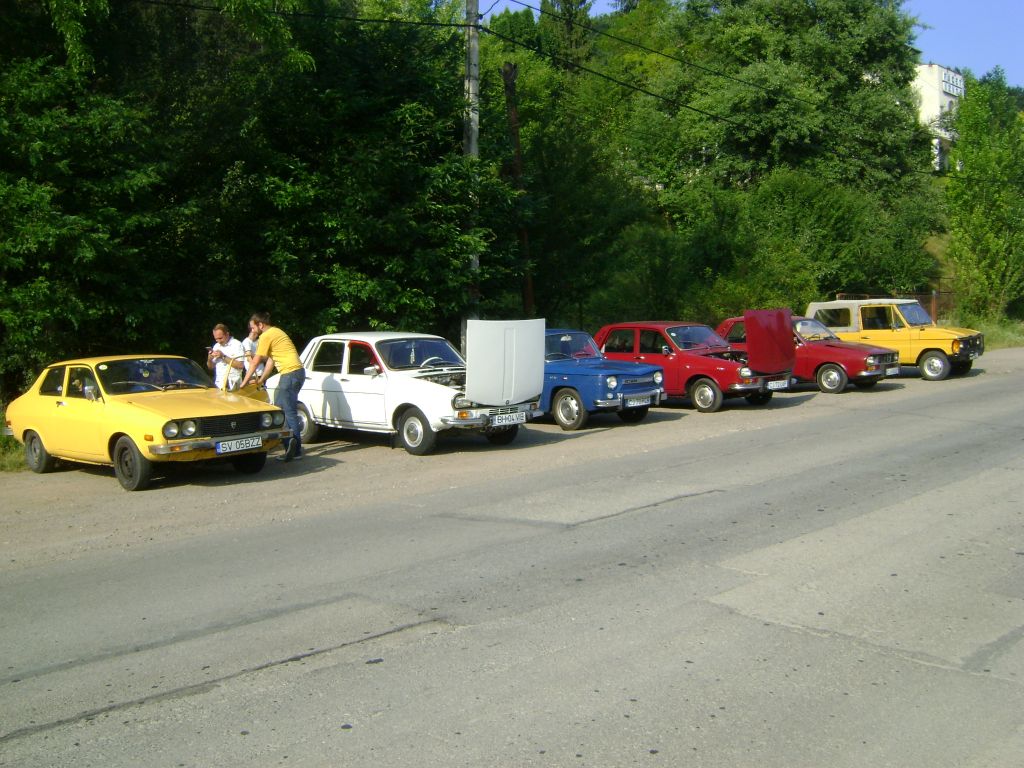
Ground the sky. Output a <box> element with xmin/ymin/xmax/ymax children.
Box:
<box><xmin>904</xmin><ymin>0</ymin><xmax>1023</xmax><ymax>86</ymax></box>
<box><xmin>484</xmin><ymin>0</ymin><xmax>1024</xmax><ymax>87</ymax></box>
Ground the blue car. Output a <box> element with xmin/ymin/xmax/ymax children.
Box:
<box><xmin>542</xmin><ymin>329</ymin><xmax>665</xmax><ymax>430</ymax></box>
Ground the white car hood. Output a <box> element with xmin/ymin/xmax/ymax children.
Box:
<box><xmin>465</xmin><ymin>319</ymin><xmax>545</xmax><ymax>405</ymax></box>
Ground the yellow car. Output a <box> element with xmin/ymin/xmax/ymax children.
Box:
<box><xmin>2</xmin><ymin>355</ymin><xmax>289</xmax><ymax>490</ymax></box>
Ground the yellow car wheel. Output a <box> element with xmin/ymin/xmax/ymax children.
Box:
<box><xmin>113</xmin><ymin>436</ymin><xmax>153</xmax><ymax>491</ymax></box>
<box><xmin>25</xmin><ymin>431</ymin><xmax>57</xmax><ymax>474</ymax></box>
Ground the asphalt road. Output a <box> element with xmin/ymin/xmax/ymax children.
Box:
<box><xmin>2</xmin><ymin>350</ymin><xmax>1023</xmax><ymax>767</ymax></box>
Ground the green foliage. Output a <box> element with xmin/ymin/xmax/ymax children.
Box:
<box><xmin>946</xmin><ymin>69</ymin><xmax>1024</xmax><ymax>320</ymax></box>
<box><xmin>0</xmin><ymin>431</ymin><xmax>24</xmax><ymax>472</ymax></box>
<box><xmin>0</xmin><ymin>57</ymin><xmax>163</xmax><ymax>395</ymax></box>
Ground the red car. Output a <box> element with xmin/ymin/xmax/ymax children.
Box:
<box><xmin>716</xmin><ymin>315</ymin><xmax>899</xmax><ymax>393</ymax></box>
<box><xmin>594</xmin><ymin>310</ymin><xmax>795</xmax><ymax>413</ymax></box>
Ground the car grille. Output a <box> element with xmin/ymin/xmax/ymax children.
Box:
<box><xmin>198</xmin><ymin>413</ymin><xmax>265</xmax><ymax>438</ymax></box>
<box><xmin>622</xmin><ymin>375</ymin><xmax>656</xmax><ymax>385</ymax></box>
<box><xmin>881</xmin><ymin>352</ymin><xmax>899</xmax><ymax>365</ymax></box>
<box><xmin>487</xmin><ymin>406</ymin><xmax>526</xmax><ymax>415</ymax></box>
<box><xmin>962</xmin><ymin>334</ymin><xmax>984</xmax><ymax>355</ymax></box>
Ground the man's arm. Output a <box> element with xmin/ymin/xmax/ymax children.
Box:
<box><xmin>240</xmin><ymin>354</ymin><xmax>265</xmax><ymax>387</ymax></box>
<box><xmin>258</xmin><ymin>358</ymin><xmax>276</xmax><ymax>384</ymax></box>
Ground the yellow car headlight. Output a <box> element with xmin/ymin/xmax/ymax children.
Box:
<box><xmin>260</xmin><ymin>412</ymin><xmax>273</xmax><ymax>428</ymax></box>
<box><xmin>162</xmin><ymin>422</ymin><xmax>180</xmax><ymax>439</ymax></box>
<box><xmin>182</xmin><ymin>420</ymin><xmax>198</xmax><ymax>436</ymax></box>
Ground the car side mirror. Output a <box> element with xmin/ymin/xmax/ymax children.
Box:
<box><xmin>363</xmin><ymin>364</ymin><xmax>381</xmax><ymax>376</ymax></box>
<box><xmin>661</xmin><ymin>346</ymin><xmax>672</xmax><ymax>356</ymax></box>
<box><xmin>84</xmin><ymin>385</ymin><xmax>98</xmax><ymax>401</ymax></box>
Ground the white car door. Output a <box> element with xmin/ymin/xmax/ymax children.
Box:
<box><xmin>303</xmin><ymin>340</ymin><xmax>348</xmax><ymax>429</ymax></box>
<box><xmin>339</xmin><ymin>341</ymin><xmax>387</xmax><ymax>427</ymax></box>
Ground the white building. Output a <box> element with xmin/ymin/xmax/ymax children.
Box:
<box><xmin>913</xmin><ymin>63</ymin><xmax>965</xmax><ymax>170</ymax></box>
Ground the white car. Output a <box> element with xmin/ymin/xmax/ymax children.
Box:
<box><xmin>269</xmin><ymin>322</ymin><xmax>545</xmax><ymax>454</ymax></box>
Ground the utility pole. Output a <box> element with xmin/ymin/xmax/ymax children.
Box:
<box><xmin>461</xmin><ymin>0</ymin><xmax>480</xmax><ymax>353</ymax></box>
<box><xmin>464</xmin><ymin>0</ymin><xmax>479</xmax><ymax>160</ymax></box>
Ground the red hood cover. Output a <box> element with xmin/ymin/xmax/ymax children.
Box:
<box><xmin>744</xmin><ymin>309</ymin><xmax>795</xmax><ymax>373</ymax></box>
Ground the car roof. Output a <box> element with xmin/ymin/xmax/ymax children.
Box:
<box><xmin>45</xmin><ymin>354</ymin><xmax>190</xmax><ymax>367</ymax></box>
<box><xmin>811</xmin><ymin>298</ymin><xmax>915</xmax><ymax>307</ymax></box>
<box><xmin>311</xmin><ymin>331</ymin><xmax>445</xmax><ymax>343</ymax></box>
<box><xmin>602</xmin><ymin>321</ymin><xmax>705</xmax><ymax>329</ymax></box>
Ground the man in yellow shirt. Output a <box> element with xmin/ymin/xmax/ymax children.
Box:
<box><xmin>239</xmin><ymin>311</ymin><xmax>306</xmax><ymax>462</ymax></box>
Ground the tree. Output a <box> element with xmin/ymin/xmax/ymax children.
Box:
<box><xmin>946</xmin><ymin>69</ymin><xmax>1024</xmax><ymax>320</ymax></box>
<box><xmin>0</xmin><ymin>58</ymin><xmax>164</xmax><ymax>395</ymax></box>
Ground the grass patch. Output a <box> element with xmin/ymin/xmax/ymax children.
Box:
<box><xmin>0</xmin><ymin>434</ymin><xmax>24</xmax><ymax>472</ymax></box>
<box><xmin>958</xmin><ymin>317</ymin><xmax>1024</xmax><ymax>350</ymax></box>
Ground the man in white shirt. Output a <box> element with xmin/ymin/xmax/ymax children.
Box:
<box><xmin>241</xmin><ymin>320</ymin><xmax>265</xmax><ymax>380</ymax></box>
<box><xmin>207</xmin><ymin>323</ymin><xmax>246</xmax><ymax>389</ymax></box>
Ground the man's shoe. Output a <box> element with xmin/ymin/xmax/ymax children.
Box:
<box><xmin>276</xmin><ymin>440</ymin><xmax>299</xmax><ymax>463</ymax></box>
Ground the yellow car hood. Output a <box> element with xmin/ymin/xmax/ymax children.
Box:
<box><xmin>114</xmin><ymin>388</ymin><xmax>273</xmax><ymax>419</ymax></box>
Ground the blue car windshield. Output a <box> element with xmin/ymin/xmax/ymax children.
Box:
<box><xmin>898</xmin><ymin>302</ymin><xmax>933</xmax><ymax>326</ymax></box>
<box><xmin>97</xmin><ymin>357</ymin><xmax>213</xmax><ymax>394</ymax></box>
<box><xmin>545</xmin><ymin>332</ymin><xmax>601</xmax><ymax>361</ymax></box>
<box><xmin>377</xmin><ymin>338</ymin><xmax>465</xmax><ymax>370</ymax></box>
<box><xmin>666</xmin><ymin>325</ymin><xmax>728</xmax><ymax>350</ymax></box>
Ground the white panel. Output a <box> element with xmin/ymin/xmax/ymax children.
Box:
<box><xmin>465</xmin><ymin>319</ymin><xmax>545</xmax><ymax>405</ymax></box>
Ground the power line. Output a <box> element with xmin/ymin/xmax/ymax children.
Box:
<box><xmin>130</xmin><ymin>0</ymin><xmax>1023</xmax><ymax>189</ymax></box>
<box><xmin>481</xmin><ymin>25</ymin><xmax>746</xmax><ymax>128</ymax></box>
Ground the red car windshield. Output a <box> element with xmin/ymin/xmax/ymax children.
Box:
<box><xmin>793</xmin><ymin>318</ymin><xmax>838</xmax><ymax>342</ymax></box>
<box><xmin>666</xmin><ymin>325</ymin><xmax>729</xmax><ymax>350</ymax></box>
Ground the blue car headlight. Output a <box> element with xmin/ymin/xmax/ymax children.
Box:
<box><xmin>653</xmin><ymin>371</ymin><xmax>663</xmax><ymax>385</ymax></box>
<box><xmin>605</xmin><ymin>375</ymin><xmax>618</xmax><ymax>390</ymax></box>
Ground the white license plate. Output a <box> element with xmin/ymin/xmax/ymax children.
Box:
<box><xmin>216</xmin><ymin>436</ymin><xmax>263</xmax><ymax>454</ymax></box>
<box><xmin>886</xmin><ymin>366</ymin><xmax>900</xmax><ymax>376</ymax></box>
<box><xmin>491</xmin><ymin>412</ymin><xmax>527</xmax><ymax>427</ymax></box>
<box><xmin>766</xmin><ymin>380</ymin><xmax>788</xmax><ymax>391</ymax></box>
<box><xmin>625</xmin><ymin>396</ymin><xmax>650</xmax><ymax>408</ymax></box>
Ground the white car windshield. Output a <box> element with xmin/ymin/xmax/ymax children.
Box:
<box><xmin>794</xmin><ymin>318</ymin><xmax>838</xmax><ymax>341</ymax></box>
<box><xmin>667</xmin><ymin>325</ymin><xmax>729</xmax><ymax>350</ymax></box>
<box><xmin>545</xmin><ymin>332</ymin><xmax>601</xmax><ymax>360</ymax></box>
<box><xmin>97</xmin><ymin>357</ymin><xmax>213</xmax><ymax>394</ymax></box>
<box><xmin>377</xmin><ymin>338</ymin><xmax>465</xmax><ymax>370</ymax></box>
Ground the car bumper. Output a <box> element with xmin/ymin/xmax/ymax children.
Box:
<box><xmin>728</xmin><ymin>375</ymin><xmax>792</xmax><ymax>394</ymax></box>
<box><xmin>147</xmin><ymin>429</ymin><xmax>290</xmax><ymax>457</ymax></box>
<box><xmin>1</xmin><ymin>426</ymin><xmax>12</xmax><ymax>437</ymax></box>
<box><xmin>441</xmin><ymin>408</ymin><xmax>544</xmax><ymax>429</ymax></box>
<box><xmin>593</xmin><ymin>388</ymin><xmax>664</xmax><ymax>409</ymax></box>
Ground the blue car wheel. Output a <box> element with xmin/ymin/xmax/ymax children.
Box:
<box><xmin>553</xmin><ymin>389</ymin><xmax>588</xmax><ymax>431</ymax></box>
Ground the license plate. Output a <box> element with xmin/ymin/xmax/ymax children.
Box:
<box><xmin>886</xmin><ymin>366</ymin><xmax>900</xmax><ymax>376</ymax></box>
<box><xmin>766</xmin><ymin>380</ymin><xmax>788</xmax><ymax>391</ymax></box>
<box><xmin>491</xmin><ymin>412</ymin><xmax>526</xmax><ymax>427</ymax></box>
<box><xmin>216</xmin><ymin>436</ymin><xmax>263</xmax><ymax>454</ymax></box>
<box><xmin>625</xmin><ymin>396</ymin><xmax>650</xmax><ymax>407</ymax></box>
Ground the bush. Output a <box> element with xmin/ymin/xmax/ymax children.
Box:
<box><xmin>0</xmin><ymin>434</ymin><xmax>24</xmax><ymax>472</ymax></box>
